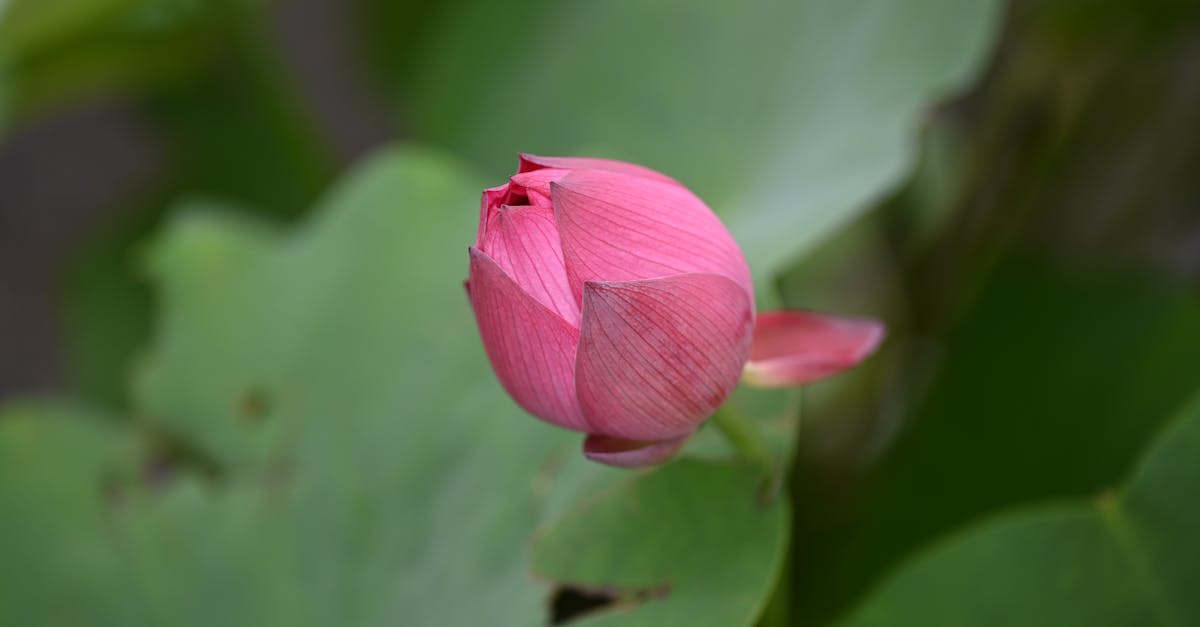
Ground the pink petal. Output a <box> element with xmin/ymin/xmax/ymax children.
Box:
<box><xmin>582</xmin><ymin>432</ymin><xmax>692</xmax><ymax>468</ymax></box>
<box><xmin>467</xmin><ymin>247</ymin><xmax>589</xmax><ymax>431</ymax></box>
<box><xmin>743</xmin><ymin>310</ymin><xmax>886</xmax><ymax>387</ymax></box>
<box><xmin>551</xmin><ymin>170</ymin><xmax>753</xmax><ymax>305</ymax></box>
<box><xmin>477</xmin><ymin>204</ymin><xmax>579</xmax><ymax>325</ymax></box>
<box><xmin>518</xmin><ymin>153</ymin><xmax>676</xmax><ymax>183</ymax></box>
<box><xmin>475</xmin><ymin>184</ymin><xmax>509</xmax><ymax>247</ymax></box>
<box><xmin>575</xmin><ymin>273</ymin><xmax>754</xmax><ymax>441</ymax></box>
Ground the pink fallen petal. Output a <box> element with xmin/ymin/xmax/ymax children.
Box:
<box><xmin>467</xmin><ymin>247</ymin><xmax>589</xmax><ymax>431</ymax></box>
<box><xmin>743</xmin><ymin>310</ymin><xmax>886</xmax><ymax>387</ymax></box>
<box><xmin>551</xmin><ymin>170</ymin><xmax>753</xmax><ymax>304</ymax></box>
<box><xmin>519</xmin><ymin>153</ymin><xmax>676</xmax><ymax>183</ymax></box>
<box><xmin>575</xmin><ymin>273</ymin><xmax>754</xmax><ymax>441</ymax></box>
<box><xmin>477</xmin><ymin>204</ymin><xmax>578</xmax><ymax>325</ymax></box>
<box><xmin>582</xmin><ymin>432</ymin><xmax>692</xmax><ymax>468</ymax></box>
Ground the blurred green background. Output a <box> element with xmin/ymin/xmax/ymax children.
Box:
<box><xmin>1</xmin><ymin>0</ymin><xmax>1198</xmax><ymax>625</ymax></box>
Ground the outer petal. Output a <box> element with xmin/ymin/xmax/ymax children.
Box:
<box><xmin>743</xmin><ymin>310</ymin><xmax>885</xmax><ymax>387</ymax></box>
<box><xmin>477</xmin><ymin>204</ymin><xmax>578</xmax><ymax>325</ymax></box>
<box><xmin>551</xmin><ymin>170</ymin><xmax>753</xmax><ymax>305</ymax></box>
<box><xmin>467</xmin><ymin>247</ymin><xmax>588</xmax><ymax>431</ymax></box>
<box><xmin>519</xmin><ymin>153</ymin><xmax>676</xmax><ymax>183</ymax></box>
<box><xmin>575</xmin><ymin>273</ymin><xmax>754</xmax><ymax>441</ymax></box>
<box><xmin>582</xmin><ymin>432</ymin><xmax>692</xmax><ymax>468</ymax></box>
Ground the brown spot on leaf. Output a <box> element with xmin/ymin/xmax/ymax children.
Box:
<box><xmin>237</xmin><ymin>386</ymin><xmax>272</xmax><ymax>423</ymax></box>
<box><xmin>550</xmin><ymin>586</ymin><xmax>618</xmax><ymax>624</ymax></box>
<box><xmin>549</xmin><ymin>583</ymin><xmax>670</xmax><ymax>624</ymax></box>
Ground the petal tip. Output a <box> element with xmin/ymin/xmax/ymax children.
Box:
<box><xmin>518</xmin><ymin>152</ymin><xmax>553</xmax><ymax>173</ymax></box>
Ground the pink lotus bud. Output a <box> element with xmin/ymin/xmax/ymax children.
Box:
<box><xmin>467</xmin><ymin>154</ymin><xmax>883</xmax><ymax>468</ymax></box>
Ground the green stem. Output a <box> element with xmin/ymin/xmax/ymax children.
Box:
<box><xmin>712</xmin><ymin>406</ymin><xmax>783</xmax><ymax>504</ymax></box>
<box><xmin>711</xmin><ymin>406</ymin><xmax>774</xmax><ymax>470</ymax></box>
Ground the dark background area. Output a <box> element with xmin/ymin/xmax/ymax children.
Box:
<box><xmin>0</xmin><ymin>0</ymin><xmax>394</xmax><ymax>398</ymax></box>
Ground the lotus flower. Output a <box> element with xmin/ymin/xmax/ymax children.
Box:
<box><xmin>467</xmin><ymin>154</ymin><xmax>883</xmax><ymax>468</ymax></box>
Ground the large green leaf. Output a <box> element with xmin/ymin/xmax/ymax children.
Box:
<box><xmin>790</xmin><ymin>263</ymin><xmax>1200</xmax><ymax>624</ymax></box>
<box><xmin>127</xmin><ymin>146</ymin><xmax>572</xmax><ymax>625</ymax></box>
<box><xmin>534</xmin><ymin>460</ymin><xmax>788</xmax><ymax>626</ymax></box>
<box><xmin>839</xmin><ymin>392</ymin><xmax>1200</xmax><ymax>626</ymax></box>
<box><xmin>390</xmin><ymin>0</ymin><xmax>1001</xmax><ymax>275</ymax></box>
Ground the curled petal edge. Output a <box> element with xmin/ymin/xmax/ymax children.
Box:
<box><xmin>582</xmin><ymin>431</ymin><xmax>692</xmax><ymax>468</ymax></box>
